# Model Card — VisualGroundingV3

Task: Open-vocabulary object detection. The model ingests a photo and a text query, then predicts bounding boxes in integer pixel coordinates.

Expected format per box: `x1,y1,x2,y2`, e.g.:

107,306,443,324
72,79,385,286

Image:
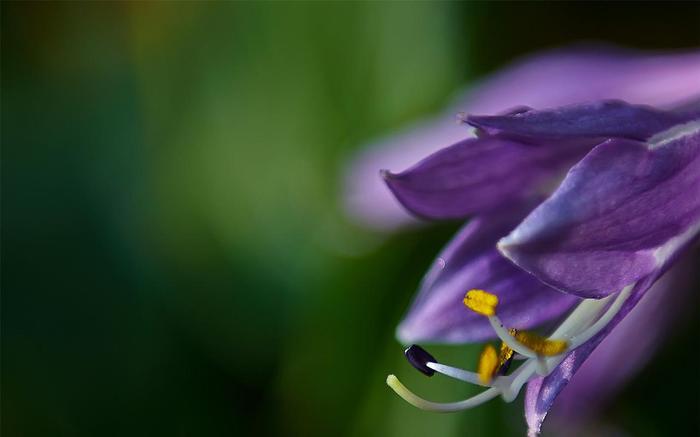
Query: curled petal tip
496,238,516,260
379,169,395,180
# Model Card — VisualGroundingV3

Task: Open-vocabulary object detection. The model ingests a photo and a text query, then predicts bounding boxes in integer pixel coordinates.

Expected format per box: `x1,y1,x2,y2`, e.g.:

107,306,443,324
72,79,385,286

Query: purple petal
344,46,700,231
397,207,578,344
466,46,700,114
467,100,693,141
545,259,692,425
516,122,700,433
524,259,695,435
499,121,700,298
383,136,592,220
343,116,468,230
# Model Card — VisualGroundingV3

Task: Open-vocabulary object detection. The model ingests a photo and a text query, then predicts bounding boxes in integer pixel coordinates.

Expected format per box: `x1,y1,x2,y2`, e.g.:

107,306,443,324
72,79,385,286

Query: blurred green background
3,2,699,436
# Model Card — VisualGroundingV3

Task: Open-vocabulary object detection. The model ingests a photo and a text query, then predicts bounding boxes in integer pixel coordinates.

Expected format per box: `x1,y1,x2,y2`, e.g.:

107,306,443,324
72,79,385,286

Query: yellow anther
463,289,499,317
514,331,568,356
497,338,515,369
477,344,499,384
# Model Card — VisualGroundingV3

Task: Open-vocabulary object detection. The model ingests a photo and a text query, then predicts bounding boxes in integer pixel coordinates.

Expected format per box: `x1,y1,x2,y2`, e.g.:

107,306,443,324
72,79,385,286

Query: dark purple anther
496,356,514,376
404,344,437,377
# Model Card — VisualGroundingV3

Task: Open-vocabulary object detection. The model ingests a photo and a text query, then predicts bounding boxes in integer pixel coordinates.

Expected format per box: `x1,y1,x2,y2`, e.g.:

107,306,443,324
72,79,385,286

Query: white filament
487,315,547,359
550,294,612,338
567,284,633,348
425,362,489,387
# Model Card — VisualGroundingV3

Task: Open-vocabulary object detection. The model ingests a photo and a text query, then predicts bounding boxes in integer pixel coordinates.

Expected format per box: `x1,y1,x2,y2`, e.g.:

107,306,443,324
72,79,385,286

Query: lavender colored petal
499,122,700,298
545,259,692,425
383,136,591,220
397,207,578,344
344,46,700,231
465,45,700,114
524,254,696,436
467,100,693,141
343,116,469,230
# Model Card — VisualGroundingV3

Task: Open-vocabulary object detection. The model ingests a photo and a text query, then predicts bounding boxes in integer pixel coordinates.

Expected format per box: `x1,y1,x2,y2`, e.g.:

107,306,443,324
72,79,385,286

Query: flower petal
467,100,694,141
383,136,592,220
499,121,700,298
465,45,700,114
343,46,700,231
343,116,469,230
397,207,578,344
544,259,692,425
524,260,694,435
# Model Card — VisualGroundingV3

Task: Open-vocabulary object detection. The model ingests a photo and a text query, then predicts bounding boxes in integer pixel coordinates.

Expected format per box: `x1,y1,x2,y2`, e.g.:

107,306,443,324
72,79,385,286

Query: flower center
386,284,633,412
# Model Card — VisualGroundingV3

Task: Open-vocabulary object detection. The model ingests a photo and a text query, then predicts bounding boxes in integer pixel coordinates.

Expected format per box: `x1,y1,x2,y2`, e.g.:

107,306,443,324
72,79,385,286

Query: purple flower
386,104,700,434
347,46,700,434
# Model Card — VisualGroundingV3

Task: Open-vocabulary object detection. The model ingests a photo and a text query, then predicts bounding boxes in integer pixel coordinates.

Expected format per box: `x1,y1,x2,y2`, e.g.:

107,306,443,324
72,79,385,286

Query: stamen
568,283,633,349
386,375,500,412
549,294,612,338
404,345,437,377
387,283,637,413
425,362,489,387
463,289,569,359
513,331,568,356
496,339,515,376
501,359,538,402
477,345,499,384
403,344,494,387
463,289,499,316
487,316,551,359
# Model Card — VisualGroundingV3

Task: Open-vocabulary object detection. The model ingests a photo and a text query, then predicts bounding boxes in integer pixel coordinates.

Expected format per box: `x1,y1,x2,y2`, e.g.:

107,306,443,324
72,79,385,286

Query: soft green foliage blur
3,2,699,436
